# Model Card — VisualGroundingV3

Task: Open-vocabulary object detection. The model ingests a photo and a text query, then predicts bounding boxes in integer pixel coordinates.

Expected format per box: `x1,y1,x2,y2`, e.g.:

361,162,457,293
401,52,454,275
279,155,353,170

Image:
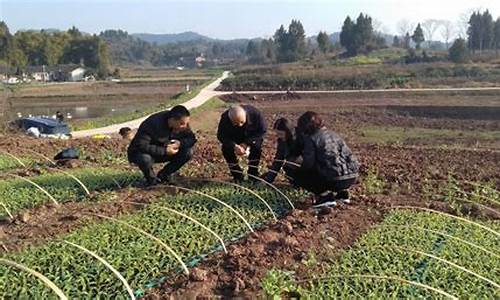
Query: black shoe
335,190,350,204
142,177,161,188
158,173,172,185
313,192,337,208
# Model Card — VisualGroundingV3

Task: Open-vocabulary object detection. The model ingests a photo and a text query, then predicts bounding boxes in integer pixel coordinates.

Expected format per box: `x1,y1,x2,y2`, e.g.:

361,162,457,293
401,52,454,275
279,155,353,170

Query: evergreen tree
412,23,425,49
317,31,331,53
274,25,289,62
403,32,411,49
449,38,468,63
340,14,377,55
494,18,500,55
288,19,306,60
481,10,494,50
468,10,495,53
353,13,374,53
392,35,401,48
0,21,12,60
273,20,306,62
340,16,355,55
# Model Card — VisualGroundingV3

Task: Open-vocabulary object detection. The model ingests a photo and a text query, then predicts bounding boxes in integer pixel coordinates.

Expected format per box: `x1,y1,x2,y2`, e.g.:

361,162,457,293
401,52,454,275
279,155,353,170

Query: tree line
0,23,110,77
0,21,249,73
2,9,500,70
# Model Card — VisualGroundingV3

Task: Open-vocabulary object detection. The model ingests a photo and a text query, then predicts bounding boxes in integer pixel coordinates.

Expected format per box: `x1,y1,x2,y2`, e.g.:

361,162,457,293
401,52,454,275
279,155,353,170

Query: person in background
262,118,303,184
295,111,359,208
55,111,64,123
127,105,196,187
217,104,266,182
119,127,133,140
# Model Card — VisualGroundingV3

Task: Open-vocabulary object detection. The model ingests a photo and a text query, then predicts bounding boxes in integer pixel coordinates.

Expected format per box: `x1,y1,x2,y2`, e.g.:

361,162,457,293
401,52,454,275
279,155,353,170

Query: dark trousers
290,168,357,195
221,140,263,180
128,149,193,182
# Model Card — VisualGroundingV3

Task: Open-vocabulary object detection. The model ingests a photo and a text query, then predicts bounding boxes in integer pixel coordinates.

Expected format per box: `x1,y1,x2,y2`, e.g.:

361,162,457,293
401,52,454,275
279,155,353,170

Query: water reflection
7,101,157,120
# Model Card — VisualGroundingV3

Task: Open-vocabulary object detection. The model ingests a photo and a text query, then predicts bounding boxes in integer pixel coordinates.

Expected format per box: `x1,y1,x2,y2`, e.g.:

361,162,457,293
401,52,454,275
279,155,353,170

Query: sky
1,0,500,39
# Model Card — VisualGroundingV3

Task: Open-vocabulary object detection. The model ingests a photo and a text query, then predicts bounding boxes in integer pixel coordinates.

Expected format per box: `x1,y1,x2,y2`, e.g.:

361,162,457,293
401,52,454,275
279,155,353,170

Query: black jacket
264,129,303,183
128,110,197,157
217,105,266,148
301,128,359,181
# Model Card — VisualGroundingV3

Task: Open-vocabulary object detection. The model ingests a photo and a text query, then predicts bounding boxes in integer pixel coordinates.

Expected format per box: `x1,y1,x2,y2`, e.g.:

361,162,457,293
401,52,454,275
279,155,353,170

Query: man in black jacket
128,105,196,186
217,105,266,181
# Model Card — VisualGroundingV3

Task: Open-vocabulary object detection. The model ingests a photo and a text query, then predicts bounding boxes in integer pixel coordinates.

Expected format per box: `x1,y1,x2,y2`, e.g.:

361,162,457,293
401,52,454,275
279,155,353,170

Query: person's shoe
335,190,350,204
158,173,172,185
142,177,161,189
313,192,337,208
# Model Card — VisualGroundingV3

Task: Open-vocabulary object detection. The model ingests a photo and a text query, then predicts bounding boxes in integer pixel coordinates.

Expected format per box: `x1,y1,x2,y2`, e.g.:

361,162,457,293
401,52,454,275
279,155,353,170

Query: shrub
449,39,469,63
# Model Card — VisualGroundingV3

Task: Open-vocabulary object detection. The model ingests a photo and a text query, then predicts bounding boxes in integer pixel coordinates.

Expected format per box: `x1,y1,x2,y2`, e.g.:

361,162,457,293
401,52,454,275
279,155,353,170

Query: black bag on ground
54,148,80,160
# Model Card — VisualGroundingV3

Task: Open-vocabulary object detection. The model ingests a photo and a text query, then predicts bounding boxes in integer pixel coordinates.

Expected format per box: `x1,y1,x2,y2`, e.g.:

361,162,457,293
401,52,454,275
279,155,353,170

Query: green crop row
0,153,35,172
265,210,500,298
0,168,142,219
0,184,304,298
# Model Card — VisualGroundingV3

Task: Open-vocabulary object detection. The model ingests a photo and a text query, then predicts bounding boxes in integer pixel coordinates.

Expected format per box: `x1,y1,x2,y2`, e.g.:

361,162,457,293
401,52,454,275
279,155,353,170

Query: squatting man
127,104,359,207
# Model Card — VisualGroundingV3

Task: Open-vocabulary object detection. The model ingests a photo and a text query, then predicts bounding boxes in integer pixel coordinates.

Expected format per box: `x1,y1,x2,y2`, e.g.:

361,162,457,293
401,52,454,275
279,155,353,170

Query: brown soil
222,93,500,132
144,193,496,299
0,186,178,253
0,92,499,298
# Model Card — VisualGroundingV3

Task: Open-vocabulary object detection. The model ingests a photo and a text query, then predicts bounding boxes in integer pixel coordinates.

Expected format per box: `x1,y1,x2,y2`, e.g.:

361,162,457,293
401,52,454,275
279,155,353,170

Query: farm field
3,68,220,131
0,88,499,298
219,61,500,91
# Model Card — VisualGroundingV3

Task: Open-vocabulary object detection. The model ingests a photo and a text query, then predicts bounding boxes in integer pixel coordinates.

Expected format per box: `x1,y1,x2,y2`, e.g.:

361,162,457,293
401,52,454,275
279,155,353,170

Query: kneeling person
128,105,196,186
296,111,359,207
217,105,266,181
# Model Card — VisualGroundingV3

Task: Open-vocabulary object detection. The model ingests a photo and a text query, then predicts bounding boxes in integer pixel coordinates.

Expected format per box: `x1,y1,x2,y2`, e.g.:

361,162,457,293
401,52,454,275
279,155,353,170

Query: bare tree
440,20,456,49
397,19,415,37
372,18,383,33
422,19,440,47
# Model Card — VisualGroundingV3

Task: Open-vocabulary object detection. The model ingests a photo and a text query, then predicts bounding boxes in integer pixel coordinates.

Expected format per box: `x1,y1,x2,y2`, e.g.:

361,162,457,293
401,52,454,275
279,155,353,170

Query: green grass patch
0,154,36,172
0,184,304,298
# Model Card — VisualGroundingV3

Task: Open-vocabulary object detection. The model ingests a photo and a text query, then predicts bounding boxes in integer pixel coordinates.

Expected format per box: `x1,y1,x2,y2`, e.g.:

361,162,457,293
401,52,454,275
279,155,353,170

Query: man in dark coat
217,105,266,181
128,105,196,186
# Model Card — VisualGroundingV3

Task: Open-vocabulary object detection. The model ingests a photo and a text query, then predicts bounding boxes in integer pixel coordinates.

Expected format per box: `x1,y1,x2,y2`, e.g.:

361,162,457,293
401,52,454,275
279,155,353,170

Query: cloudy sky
1,0,499,39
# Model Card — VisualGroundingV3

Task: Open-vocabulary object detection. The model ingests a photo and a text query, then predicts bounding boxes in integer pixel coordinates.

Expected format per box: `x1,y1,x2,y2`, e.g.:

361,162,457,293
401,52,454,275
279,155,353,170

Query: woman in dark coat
294,111,359,207
263,118,302,184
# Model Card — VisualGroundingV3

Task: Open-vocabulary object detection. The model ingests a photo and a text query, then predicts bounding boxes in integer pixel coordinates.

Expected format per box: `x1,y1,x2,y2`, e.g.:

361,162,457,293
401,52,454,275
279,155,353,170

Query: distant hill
132,31,212,44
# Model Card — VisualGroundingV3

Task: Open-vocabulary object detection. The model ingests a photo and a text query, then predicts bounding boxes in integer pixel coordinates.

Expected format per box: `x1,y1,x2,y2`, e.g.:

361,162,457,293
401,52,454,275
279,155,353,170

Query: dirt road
71,71,230,138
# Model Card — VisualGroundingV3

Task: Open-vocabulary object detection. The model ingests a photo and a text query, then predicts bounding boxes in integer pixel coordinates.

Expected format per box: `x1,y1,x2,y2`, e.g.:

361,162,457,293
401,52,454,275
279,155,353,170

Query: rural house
49,64,86,82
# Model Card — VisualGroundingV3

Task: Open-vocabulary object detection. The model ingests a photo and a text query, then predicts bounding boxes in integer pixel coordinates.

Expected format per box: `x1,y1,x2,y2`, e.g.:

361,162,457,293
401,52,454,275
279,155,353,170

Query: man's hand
166,140,180,156
234,144,247,156
170,139,181,148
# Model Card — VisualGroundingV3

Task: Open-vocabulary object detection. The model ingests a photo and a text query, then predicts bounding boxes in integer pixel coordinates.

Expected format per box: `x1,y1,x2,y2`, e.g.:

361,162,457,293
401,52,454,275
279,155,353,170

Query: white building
68,67,86,82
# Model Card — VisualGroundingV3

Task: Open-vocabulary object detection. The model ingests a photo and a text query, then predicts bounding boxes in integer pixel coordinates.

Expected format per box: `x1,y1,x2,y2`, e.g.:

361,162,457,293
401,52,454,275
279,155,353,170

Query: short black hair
119,127,131,136
273,118,293,141
169,105,190,119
